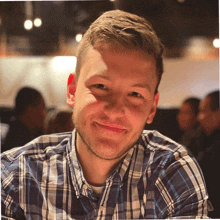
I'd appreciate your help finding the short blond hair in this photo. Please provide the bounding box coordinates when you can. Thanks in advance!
[76,10,164,93]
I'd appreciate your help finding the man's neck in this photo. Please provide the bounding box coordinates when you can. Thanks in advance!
[76,135,123,186]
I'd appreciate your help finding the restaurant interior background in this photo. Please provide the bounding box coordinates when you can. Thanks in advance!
[0,0,219,115]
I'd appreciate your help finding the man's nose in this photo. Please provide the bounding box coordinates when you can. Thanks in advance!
[104,94,125,117]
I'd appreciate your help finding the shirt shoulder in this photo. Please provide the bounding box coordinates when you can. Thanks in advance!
[141,130,185,152]
[139,130,191,171]
[1,132,72,171]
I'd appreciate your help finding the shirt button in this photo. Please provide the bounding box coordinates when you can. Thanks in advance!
[100,206,105,212]
[83,184,87,191]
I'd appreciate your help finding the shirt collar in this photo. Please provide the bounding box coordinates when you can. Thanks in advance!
[66,129,86,198]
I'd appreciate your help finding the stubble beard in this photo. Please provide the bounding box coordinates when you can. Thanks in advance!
[74,121,141,161]
[73,111,144,161]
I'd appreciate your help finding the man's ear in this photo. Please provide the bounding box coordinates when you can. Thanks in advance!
[67,73,76,107]
[146,92,160,124]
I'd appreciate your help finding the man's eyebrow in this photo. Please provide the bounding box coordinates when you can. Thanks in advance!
[87,73,110,81]
[132,83,152,93]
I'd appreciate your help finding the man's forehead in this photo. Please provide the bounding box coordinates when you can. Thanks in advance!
[94,42,154,60]
[83,44,156,70]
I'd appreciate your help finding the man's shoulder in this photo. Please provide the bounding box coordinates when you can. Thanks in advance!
[1,132,73,170]
[141,130,183,151]
[138,130,194,175]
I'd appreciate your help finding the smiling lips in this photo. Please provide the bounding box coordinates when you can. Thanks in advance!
[94,122,126,133]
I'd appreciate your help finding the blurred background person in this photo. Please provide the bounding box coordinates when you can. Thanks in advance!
[44,106,74,134]
[197,90,220,141]
[177,97,201,157]
[1,87,46,152]
[196,90,220,218]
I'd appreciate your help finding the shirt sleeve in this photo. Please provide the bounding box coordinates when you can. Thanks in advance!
[1,154,26,220]
[154,149,209,219]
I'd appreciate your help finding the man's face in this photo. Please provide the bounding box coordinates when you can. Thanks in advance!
[68,44,159,161]
[177,102,197,132]
[197,97,213,133]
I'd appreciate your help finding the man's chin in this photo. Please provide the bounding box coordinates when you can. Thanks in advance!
[89,148,127,161]
[88,139,133,161]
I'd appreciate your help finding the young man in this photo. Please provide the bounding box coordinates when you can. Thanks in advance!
[196,90,220,218]
[1,10,209,219]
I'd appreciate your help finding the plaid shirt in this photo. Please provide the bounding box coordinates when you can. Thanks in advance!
[1,130,209,219]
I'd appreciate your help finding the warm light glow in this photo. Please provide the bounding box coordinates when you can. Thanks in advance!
[24,19,33,30]
[52,56,77,72]
[75,33,83,43]
[186,37,209,58]
[213,38,220,48]
[177,0,185,2]
[34,18,42,27]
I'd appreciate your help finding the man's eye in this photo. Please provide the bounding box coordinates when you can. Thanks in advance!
[130,92,142,98]
[93,84,107,90]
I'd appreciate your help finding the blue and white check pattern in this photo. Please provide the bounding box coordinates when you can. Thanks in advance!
[1,130,209,219]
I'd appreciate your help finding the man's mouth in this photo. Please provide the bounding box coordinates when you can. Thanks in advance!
[94,122,126,133]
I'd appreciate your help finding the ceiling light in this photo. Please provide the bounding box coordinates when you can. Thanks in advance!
[75,33,83,43]
[24,19,33,30]
[213,38,220,48]
[34,18,42,27]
